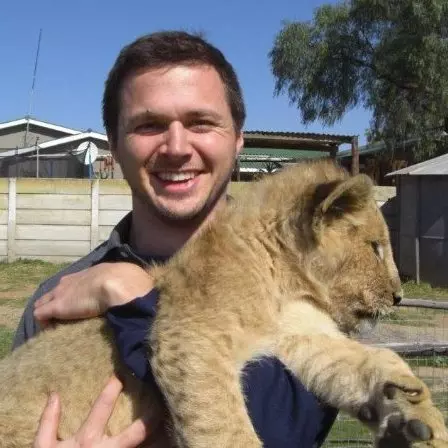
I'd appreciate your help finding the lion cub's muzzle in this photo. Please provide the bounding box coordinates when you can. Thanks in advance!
[393,291,402,306]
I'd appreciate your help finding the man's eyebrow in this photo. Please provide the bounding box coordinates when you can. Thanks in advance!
[127,110,164,126]
[185,109,222,120]
[126,109,222,128]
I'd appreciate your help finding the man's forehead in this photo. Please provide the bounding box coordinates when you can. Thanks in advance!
[121,63,223,92]
[119,64,226,105]
[117,64,230,123]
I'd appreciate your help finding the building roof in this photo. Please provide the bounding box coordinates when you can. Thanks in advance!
[337,141,386,159]
[239,147,325,171]
[1,118,353,145]
[244,130,354,151]
[0,118,354,165]
[241,147,327,158]
[337,135,445,159]
[387,152,448,176]
[0,132,108,158]
[245,130,353,141]
[0,117,82,135]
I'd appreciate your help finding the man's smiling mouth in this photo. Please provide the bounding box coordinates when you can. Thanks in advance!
[155,171,198,182]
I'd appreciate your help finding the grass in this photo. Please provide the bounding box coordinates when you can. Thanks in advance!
[0,259,69,294]
[382,280,448,327]
[0,259,68,360]
[0,296,30,308]
[406,355,448,368]
[324,415,371,446]
[0,326,14,359]
[385,307,439,327]
[325,387,448,446]
[402,280,448,299]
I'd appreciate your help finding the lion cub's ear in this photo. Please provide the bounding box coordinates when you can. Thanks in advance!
[312,174,373,232]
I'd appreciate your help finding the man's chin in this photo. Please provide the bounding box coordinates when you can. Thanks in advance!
[149,199,210,224]
[158,206,204,222]
[133,183,228,225]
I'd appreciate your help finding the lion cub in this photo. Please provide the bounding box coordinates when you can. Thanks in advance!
[0,160,447,448]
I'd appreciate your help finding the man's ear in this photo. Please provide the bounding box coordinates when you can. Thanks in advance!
[107,134,119,162]
[236,131,244,156]
[312,174,373,233]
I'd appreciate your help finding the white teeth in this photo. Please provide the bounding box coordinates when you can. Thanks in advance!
[157,172,196,181]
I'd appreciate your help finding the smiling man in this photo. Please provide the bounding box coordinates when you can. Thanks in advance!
[14,31,337,447]
[115,63,244,256]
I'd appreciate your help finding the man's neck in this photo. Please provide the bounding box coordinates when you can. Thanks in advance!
[129,196,225,258]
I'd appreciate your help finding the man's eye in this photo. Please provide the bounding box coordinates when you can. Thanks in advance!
[189,120,214,131]
[135,122,164,133]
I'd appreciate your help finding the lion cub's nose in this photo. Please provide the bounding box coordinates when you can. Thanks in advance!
[393,291,402,305]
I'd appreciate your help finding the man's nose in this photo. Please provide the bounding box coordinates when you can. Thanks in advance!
[162,122,191,158]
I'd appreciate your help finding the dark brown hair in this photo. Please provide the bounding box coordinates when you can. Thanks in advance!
[102,31,246,144]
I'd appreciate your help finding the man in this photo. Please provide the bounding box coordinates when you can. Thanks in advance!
[14,31,337,447]
[33,376,150,448]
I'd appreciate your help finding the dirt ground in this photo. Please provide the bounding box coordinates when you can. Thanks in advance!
[359,315,448,345]
[0,304,25,328]
[0,287,35,329]
[0,261,66,335]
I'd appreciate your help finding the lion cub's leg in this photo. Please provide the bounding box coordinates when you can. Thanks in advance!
[275,332,448,447]
[150,328,261,448]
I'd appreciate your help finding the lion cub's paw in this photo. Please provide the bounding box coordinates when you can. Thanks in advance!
[358,375,448,447]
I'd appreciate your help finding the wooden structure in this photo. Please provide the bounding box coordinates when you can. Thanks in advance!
[236,131,358,181]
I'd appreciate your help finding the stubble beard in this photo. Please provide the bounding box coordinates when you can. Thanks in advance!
[132,172,231,228]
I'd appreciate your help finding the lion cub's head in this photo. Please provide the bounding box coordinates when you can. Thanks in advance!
[259,160,402,334]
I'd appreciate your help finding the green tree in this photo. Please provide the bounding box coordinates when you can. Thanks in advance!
[270,0,448,159]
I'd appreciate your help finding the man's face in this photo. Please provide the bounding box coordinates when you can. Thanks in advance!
[112,64,244,222]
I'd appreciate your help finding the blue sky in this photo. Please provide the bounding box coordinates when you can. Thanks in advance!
[0,0,371,145]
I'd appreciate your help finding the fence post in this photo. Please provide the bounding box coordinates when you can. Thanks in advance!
[7,178,16,262]
[90,179,99,250]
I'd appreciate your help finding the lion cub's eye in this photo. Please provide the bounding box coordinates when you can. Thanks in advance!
[371,241,384,260]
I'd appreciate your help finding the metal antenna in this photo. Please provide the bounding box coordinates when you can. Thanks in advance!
[24,28,43,148]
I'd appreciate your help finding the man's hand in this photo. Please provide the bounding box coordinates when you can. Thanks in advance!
[34,262,154,325]
[33,376,150,448]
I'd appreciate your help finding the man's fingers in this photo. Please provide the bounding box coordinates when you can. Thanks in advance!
[34,293,53,309]
[79,376,123,436]
[115,418,151,448]
[33,393,60,447]
[34,300,57,323]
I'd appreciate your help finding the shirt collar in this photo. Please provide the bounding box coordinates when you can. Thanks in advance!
[99,212,169,267]
[101,194,234,266]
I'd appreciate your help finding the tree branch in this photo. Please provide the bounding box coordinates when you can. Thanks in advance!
[335,52,434,93]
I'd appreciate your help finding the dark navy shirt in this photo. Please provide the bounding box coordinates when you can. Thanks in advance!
[14,213,338,447]
[106,289,338,448]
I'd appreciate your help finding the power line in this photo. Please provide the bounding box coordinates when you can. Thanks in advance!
[24,28,43,148]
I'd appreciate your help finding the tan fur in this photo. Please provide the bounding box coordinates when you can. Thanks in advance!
[0,159,446,447]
